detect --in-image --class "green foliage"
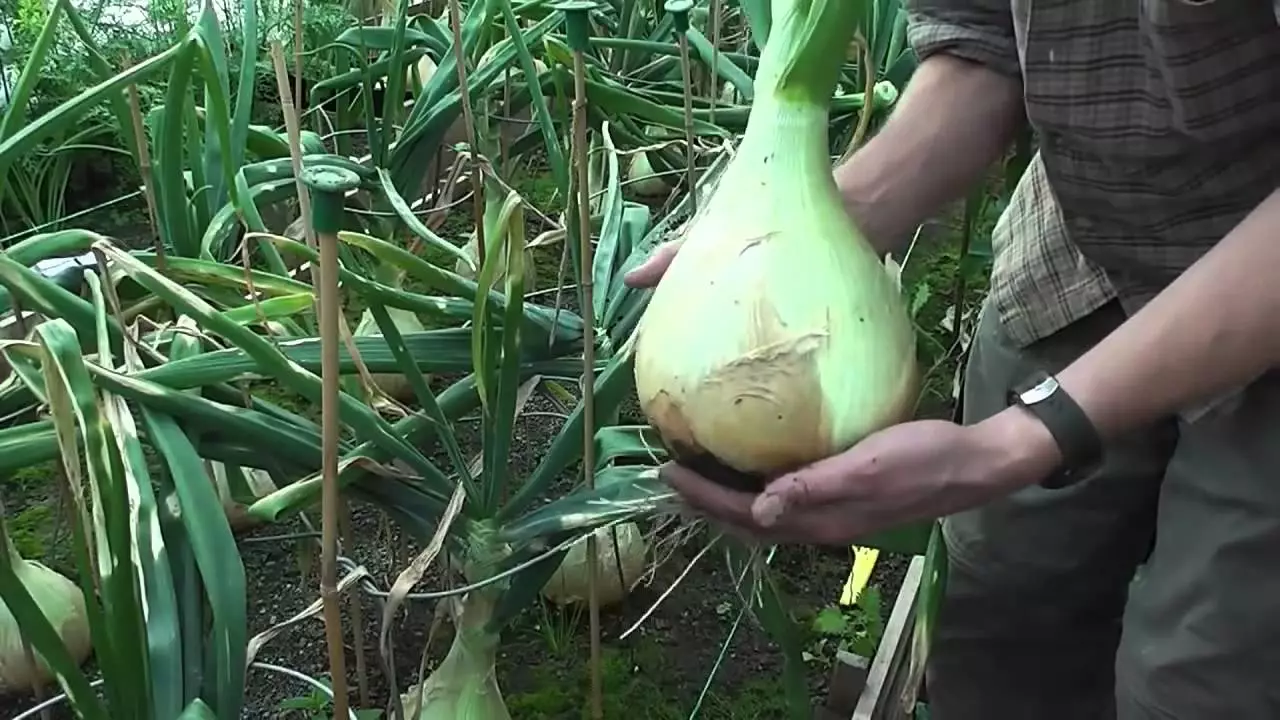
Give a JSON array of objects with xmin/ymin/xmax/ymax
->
[
  {"xmin": 276, "ymin": 675, "xmax": 385, "ymax": 720},
  {"xmin": 507, "ymin": 639, "xmax": 795, "ymax": 719},
  {"xmin": 0, "ymin": 0, "xmax": 1001, "ymax": 716},
  {"xmin": 808, "ymin": 587, "xmax": 885, "ymax": 661}
]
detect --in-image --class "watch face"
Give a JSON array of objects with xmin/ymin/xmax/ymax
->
[{"xmin": 1020, "ymin": 375, "xmax": 1060, "ymax": 404}]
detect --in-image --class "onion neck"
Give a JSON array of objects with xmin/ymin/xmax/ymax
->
[
  {"xmin": 418, "ymin": 591, "xmax": 505, "ymax": 709},
  {"xmin": 713, "ymin": 0, "xmax": 864, "ymax": 207},
  {"xmin": 433, "ymin": 594, "xmax": 500, "ymax": 680},
  {"xmin": 754, "ymin": 0, "xmax": 862, "ymax": 107}
]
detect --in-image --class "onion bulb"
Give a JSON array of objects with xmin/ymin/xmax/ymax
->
[
  {"xmin": 0, "ymin": 539, "xmax": 91, "ymax": 693},
  {"xmin": 405, "ymin": 54, "xmax": 438, "ymax": 91},
  {"xmin": 354, "ymin": 306, "xmax": 427, "ymax": 402},
  {"xmin": 633, "ymin": 0, "xmax": 918, "ymax": 492},
  {"xmin": 627, "ymin": 127, "xmax": 673, "ymax": 198},
  {"xmin": 540, "ymin": 522, "xmax": 648, "ymax": 607},
  {"xmin": 627, "ymin": 151, "xmax": 668, "ymax": 197}
]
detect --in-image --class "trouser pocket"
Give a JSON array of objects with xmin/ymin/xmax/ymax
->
[{"xmin": 926, "ymin": 302, "xmax": 1177, "ymax": 720}]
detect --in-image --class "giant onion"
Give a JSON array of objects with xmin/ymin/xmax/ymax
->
[
  {"xmin": 634, "ymin": 0, "xmax": 918, "ymax": 492},
  {"xmin": 627, "ymin": 127, "xmax": 673, "ymax": 198}
]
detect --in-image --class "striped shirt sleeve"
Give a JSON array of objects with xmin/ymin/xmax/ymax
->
[{"xmin": 904, "ymin": 1, "xmax": 1022, "ymax": 79}]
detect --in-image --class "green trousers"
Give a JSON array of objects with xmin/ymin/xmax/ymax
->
[{"xmin": 925, "ymin": 299, "xmax": 1280, "ymax": 719}]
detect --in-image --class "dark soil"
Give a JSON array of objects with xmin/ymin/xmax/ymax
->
[{"xmin": 229, "ymin": 506, "xmax": 910, "ymax": 719}]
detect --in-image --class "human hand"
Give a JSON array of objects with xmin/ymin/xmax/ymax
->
[
  {"xmin": 661, "ymin": 408, "xmax": 1063, "ymax": 545},
  {"xmin": 621, "ymin": 183, "xmax": 894, "ymax": 292},
  {"xmin": 622, "ymin": 239, "xmax": 683, "ymax": 289}
]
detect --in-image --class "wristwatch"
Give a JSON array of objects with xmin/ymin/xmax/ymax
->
[{"xmin": 1008, "ymin": 370, "xmax": 1102, "ymax": 488}]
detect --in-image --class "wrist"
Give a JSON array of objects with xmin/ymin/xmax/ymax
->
[{"xmin": 970, "ymin": 406, "xmax": 1063, "ymax": 491}]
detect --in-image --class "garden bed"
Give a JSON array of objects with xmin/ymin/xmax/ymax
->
[{"xmin": 0, "ymin": 389, "xmax": 914, "ymax": 720}]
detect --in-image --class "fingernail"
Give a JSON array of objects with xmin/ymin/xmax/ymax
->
[{"xmin": 755, "ymin": 495, "xmax": 782, "ymax": 527}]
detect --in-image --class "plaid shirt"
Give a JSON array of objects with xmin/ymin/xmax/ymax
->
[{"xmin": 906, "ymin": 0, "xmax": 1280, "ymax": 348}]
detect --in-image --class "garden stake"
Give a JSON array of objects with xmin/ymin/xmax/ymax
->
[
  {"xmin": 292, "ymin": 0, "xmax": 305, "ymax": 126},
  {"xmin": 301, "ymin": 165, "xmax": 362, "ymax": 720},
  {"xmin": 666, "ymin": 0, "xmax": 698, "ymax": 212},
  {"xmin": 557, "ymin": 1, "xmax": 604, "ymax": 716}
]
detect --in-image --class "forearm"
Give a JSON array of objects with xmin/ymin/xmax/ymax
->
[
  {"xmin": 987, "ymin": 190, "xmax": 1280, "ymax": 483},
  {"xmin": 835, "ymin": 54, "xmax": 1025, "ymax": 253},
  {"xmin": 1057, "ymin": 189, "xmax": 1280, "ymax": 437}
]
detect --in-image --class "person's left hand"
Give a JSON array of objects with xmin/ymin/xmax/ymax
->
[{"xmin": 661, "ymin": 408, "xmax": 1064, "ymax": 545}]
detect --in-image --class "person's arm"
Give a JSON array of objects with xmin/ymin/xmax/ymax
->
[
  {"xmin": 986, "ymin": 189, "xmax": 1280, "ymax": 485},
  {"xmin": 837, "ymin": 4, "xmax": 1027, "ymax": 253},
  {"xmin": 624, "ymin": 3, "xmax": 1026, "ymax": 288}
]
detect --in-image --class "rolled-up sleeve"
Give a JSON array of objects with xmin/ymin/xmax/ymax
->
[{"xmin": 904, "ymin": 1, "xmax": 1022, "ymax": 78}]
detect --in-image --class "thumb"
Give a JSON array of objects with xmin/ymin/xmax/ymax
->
[
  {"xmin": 623, "ymin": 240, "xmax": 682, "ymax": 289},
  {"xmin": 751, "ymin": 455, "xmax": 853, "ymax": 527}
]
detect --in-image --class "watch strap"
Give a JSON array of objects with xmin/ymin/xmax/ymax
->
[{"xmin": 1008, "ymin": 371, "xmax": 1102, "ymax": 488}]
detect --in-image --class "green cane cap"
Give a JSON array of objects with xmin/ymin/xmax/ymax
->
[
  {"xmin": 553, "ymin": 0, "xmax": 598, "ymax": 52},
  {"xmin": 301, "ymin": 166, "xmax": 360, "ymax": 235},
  {"xmin": 664, "ymin": 0, "xmax": 694, "ymax": 35}
]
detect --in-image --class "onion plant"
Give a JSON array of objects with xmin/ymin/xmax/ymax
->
[{"xmin": 0, "ymin": 0, "xmax": 935, "ymax": 716}]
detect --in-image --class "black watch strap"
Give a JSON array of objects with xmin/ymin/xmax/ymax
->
[{"xmin": 1008, "ymin": 371, "xmax": 1102, "ymax": 488}]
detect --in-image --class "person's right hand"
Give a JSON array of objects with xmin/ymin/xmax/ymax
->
[{"xmin": 622, "ymin": 240, "xmax": 683, "ymax": 289}]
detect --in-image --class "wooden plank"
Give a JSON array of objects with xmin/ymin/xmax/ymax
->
[
  {"xmin": 852, "ymin": 555, "xmax": 925, "ymax": 720},
  {"xmin": 823, "ymin": 649, "xmax": 869, "ymax": 716}
]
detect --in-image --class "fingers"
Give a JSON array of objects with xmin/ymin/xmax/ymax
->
[
  {"xmin": 659, "ymin": 461, "xmax": 757, "ymax": 528},
  {"xmin": 661, "ymin": 462, "xmax": 850, "ymax": 545},
  {"xmin": 752, "ymin": 454, "xmax": 857, "ymax": 528},
  {"xmin": 622, "ymin": 240, "xmax": 681, "ymax": 289}
]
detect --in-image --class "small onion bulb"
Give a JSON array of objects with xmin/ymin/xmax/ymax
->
[
  {"xmin": 0, "ymin": 553, "xmax": 91, "ymax": 693},
  {"xmin": 354, "ymin": 306, "xmax": 428, "ymax": 402},
  {"xmin": 540, "ymin": 522, "xmax": 648, "ymax": 607}
]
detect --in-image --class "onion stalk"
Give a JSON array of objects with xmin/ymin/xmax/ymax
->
[{"xmin": 634, "ymin": 0, "xmax": 918, "ymax": 492}]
